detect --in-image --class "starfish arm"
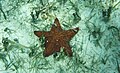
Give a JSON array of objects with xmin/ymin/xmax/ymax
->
[
  {"xmin": 50, "ymin": 18, "xmax": 62, "ymax": 32},
  {"xmin": 43, "ymin": 37, "xmax": 54, "ymax": 57},
  {"xmin": 44, "ymin": 36, "xmax": 61, "ymax": 57},
  {"xmin": 64, "ymin": 27, "xmax": 79, "ymax": 40},
  {"xmin": 63, "ymin": 42, "xmax": 73, "ymax": 57},
  {"xmin": 54, "ymin": 18, "xmax": 62, "ymax": 30},
  {"xmin": 43, "ymin": 48, "xmax": 54, "ymax": 57},
  {"xmin": 34, "ymin": 31, "xmax": 44, "ymax": 37},
  {"xmin": 53, "ymin": 41, "xmax": 61, "ymax": 52},
  {"xmin": 60, "ymin": 40, "xmax": 73, "ymax": 57},
  {"xmin": 50, "ymin": 24, "xmax": 56, "ymax": 32},
  {"xmin": 34, "ymin": 31, "xmax": 50, "ymax": 37}
]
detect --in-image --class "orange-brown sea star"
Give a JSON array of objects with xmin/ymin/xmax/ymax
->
[{"xmin": 34, "ymin": 18, "xmax": 79, "ymax": 57}]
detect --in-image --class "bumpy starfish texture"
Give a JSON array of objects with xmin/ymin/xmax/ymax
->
[{"xmin": 34, "ymin": 18, "xmax": 79, "ymax": 57}]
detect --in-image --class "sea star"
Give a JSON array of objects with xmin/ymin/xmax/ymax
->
[{"xmin": 34, "ymin": 18, "xmax": 79, "ymax": 57}]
